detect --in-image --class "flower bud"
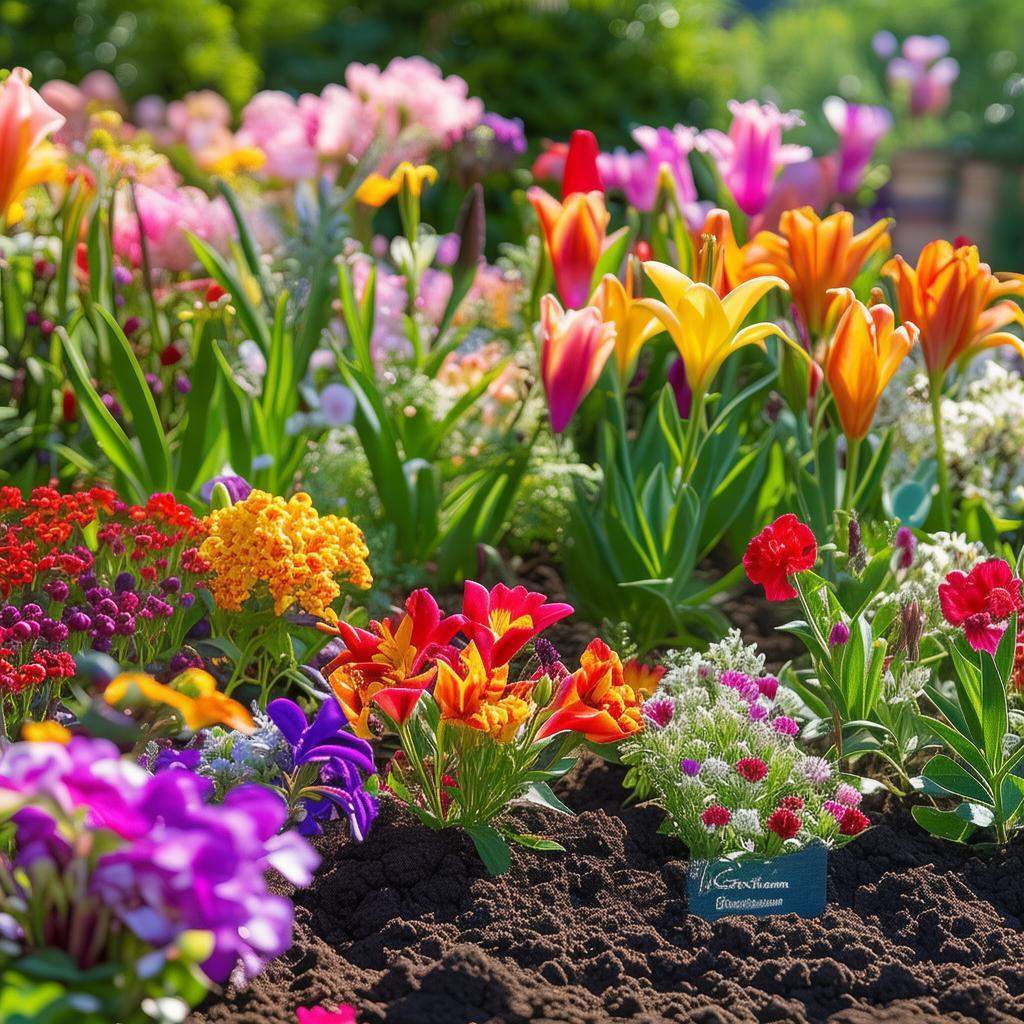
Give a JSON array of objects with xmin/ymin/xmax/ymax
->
[
  {"xmin": 532, "ymin": 673, "xmax": 554, "ymax": 708},
  {"xmin": 828, "ymin": 622, "xmax": 851, "ymax": 647}
]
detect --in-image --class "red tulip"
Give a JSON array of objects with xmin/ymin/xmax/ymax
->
[{"xmin": 561, "ymin": 129, "xmax": 603, "ymax": 198}]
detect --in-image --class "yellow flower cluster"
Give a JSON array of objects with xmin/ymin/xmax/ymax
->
[{"xmin": 200, "ymin": 491, "xmax": 372, "ymax": 620}]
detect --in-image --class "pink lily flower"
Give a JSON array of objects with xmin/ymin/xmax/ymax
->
[
  {"xmin": 697, "ymin": 100, "xmax": 811, "ymax": 216},
  {"xmin": 823, "ymin": 96, "xmax": 893, "ymax": 194},
  {"xmin": 539, "ymin": 294, "xmax": 615, "ymax": 433}
]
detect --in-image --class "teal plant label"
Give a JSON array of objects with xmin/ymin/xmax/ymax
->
[{"xmin": 686, "ymin": 842, "xmax": 827, "ymax": 921}]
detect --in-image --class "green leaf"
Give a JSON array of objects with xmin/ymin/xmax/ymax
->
[
  {"xmin": 59, "ymin": 326, "xmax": 147, "ymax": 498},
  {"xmin": 507, "ymin": 833, "xmax": 565, "ymax": 853},
  {"xmin": 175, "ymin": 320, "xmax": 221, "ymax": 492},
  {"xmin": 519, "ymin": 781, "xmax": 574, "ymax": 816},
  {"xmin": 921, "ymin": 753, "xmax": 993, "ymax": 804},
  {"xmin": 93, "ymin": 305, "xmax": 171, "ymax": 491},
  {"xmin": 911, "ymin": 804, "xmax": 977, "ymax": 843},
  {"xmin": 465, "ymin": 823, "xmax": 512, "ymax": 875}
]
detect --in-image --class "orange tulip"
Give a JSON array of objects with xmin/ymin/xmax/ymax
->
[
  {"xmin": 621, "ymin": 659, "xmax": 666, "ymax": 699},
  {"xmin": 883, "ymin": 239, "xmax": 1024, "ymax": 377},
  {"xmin": 0, "ymin": 68, "xmax": 65, "ymax": 223},
  {"xmin": 536, "ymin": 639, "xmax": 643, "ymax": 744},
  {"xmin": 433, "ymin": 643, "xmax": 531, "ymax": 743},
  {"xmin": 745, "ymin": 207, "xmax": 891, "ymax": 340},
  {"xmin": 528, "ymin": 186, "xmax": 623, "ymax": 309},
  {"xmin": 589, "ymin": 263, "xmax": 662, "ymax": 381},
  {"xmin": 822, "ymin": 289, "xmax": 919, "ymax": 441}
]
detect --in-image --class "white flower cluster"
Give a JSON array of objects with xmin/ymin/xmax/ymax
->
[
  {"xmin": 886, "ymin": 362, "xmax": 1024, "ymax": 516},
  {"xmin": 199, "ymin": 707, "xmax": 292, "ymax": 795}
]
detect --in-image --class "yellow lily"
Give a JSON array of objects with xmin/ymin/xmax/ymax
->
[
  {"xmin": 637, "ymin": 261, "xmax": 808, "ymax": 400},
  {"xmin": 589, "ymin": 263, "xmax": 663, "ymax": 382},
  {"xmin": 355, "ymin": 162, "xmax": 438, "ymax": 208}
]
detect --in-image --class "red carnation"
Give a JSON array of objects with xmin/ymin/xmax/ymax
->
[
  {"xmin": 938, "ymin": 558, "xmax": 1024, "ymax": 655},
  {"xmin": 701, "ymin": 804, "xmax": 731, "ymax": 828},
  {"xmin": 838, "ymin": 807, "xmax": 870, "ymax": 836},
  {"xmin": 743, "ymin": 514, "xmax": 817, "ymax": 601},
  {"xmin": 766, "ymin": 807, "xmax": 802, "ymax": 840},
  {"xmin": 780, "ymin": 795, "xmax": 805, "ymax": 812},
  {"xmin": 735, "ymin": 757, "xmax": 768, "ymax": 783},
  {"xmin": 205, "ymin": 283, "xmax": 227, "ymax": 304}
]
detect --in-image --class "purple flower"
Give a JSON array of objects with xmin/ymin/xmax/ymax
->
[
  {"xmin": 895, "ymin": 526, "xmax": 916, "ymax": 570},
  {"xmin": 152, "ymin": 746, "xmax": 202, "ymax": 772},
  {"xmin": 697, "ymin": 100, "xmax": 811, "ymax": 216},
  {"xmin": 823, "ymin": 96, "xmax": 892, "ymax": 194},
  {"xmin": 267, "ymin": 698, "xmax": 378, "ymax": 840},
  {"xmin": 0, "ymin": 738, "xmax": 318, "ymax": 985},
  {"xmin": 318, "ymin": 383, "xmax": 356, "ymax": 427},
  {"xmin": 828, "ymin": 622, "xmax": 851, "ymax": 647},
  {"xmin": 641, "ymin": 696, "xmax": 675, "ymax": 730},
  {"xmin": 772, "ymin": 715, "xmax": 800, "ymax": 737},
  {"xmin": 667, "ymin": 356, "xmax": 692, "ymax": 419},
  {"xmin": 200, "ymin": 474, "xmax": 253, "ymax": 504},
  {"xmin": 680, "ymin": 758, "xmax": 702, "ymax": 778}
]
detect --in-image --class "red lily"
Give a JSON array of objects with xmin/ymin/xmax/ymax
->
[{"xmin": 460, "ymin": 581, "xmax": 573, "ymax": 667}]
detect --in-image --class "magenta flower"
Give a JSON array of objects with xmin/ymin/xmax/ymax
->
[
  {"xmin": 697, "ymin": 100, "xmax": 811, "ymax": 216},
  {"xmin": 823, "ymin": 96, "xmax": 892, "ymax": 194},
  {"xmin": 597, "ymin": 124, "xmax": 699, "ymax": 213},
  {"xmin": 642, "ymin": 696, "xmax": 675, "ymax": 729}
]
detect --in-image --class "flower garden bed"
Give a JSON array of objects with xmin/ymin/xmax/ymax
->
[
  {"xmin": 5, "ymin": 35, "xmax": 1024, "ymax": 1024},
  {"xmin": 195, "ymin": 754, "xmax": 1024, "ymax": 1024}
]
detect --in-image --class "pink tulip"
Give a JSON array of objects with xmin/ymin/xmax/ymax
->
[
  {"xmin": 697, "ymin": 100, "xmax": 811, "ymax": 216},
  {"xmin": 823, "ymin": 97, "xmax": 892, "ymax": 194},
  {"xmin": 0, "ymin": 68, "xmax": 65, "ymax": 219},
  {"xmin": 751, "ymin": 156, "xmax": 838, "ymax": 235},
  {"xmin": 539, "ymin": 294, "xmax": 615, "ymax": 433},
  {"xmin": 886, "ymin": 35, "xmax": 959, "ymax": 118}
]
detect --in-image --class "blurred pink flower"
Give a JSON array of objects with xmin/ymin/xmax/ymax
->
[
  {"xmin": 698, "ymin": 100, "xmax": 811, "ymax": 216},
  {"xmin": 597, "ymin": 124, "xmax": 698, "ymax": 212},
  {"xmin": 113, "ymin": 183, "xmax": 236, "ymax": 273},
  {"xmin": 750, "ymin": 156, "xmax": 838, "ymax": 234},
  {"xmin": 823, "ymin": 96, "xmax": 892, "ymax": 193},
  {"xmin": 238, "ymin": 91, "xmax": 320, "ymax": 181},
  {"xmin": 887, "ymin": 35, "xmax": 959, "ymax": 118}
]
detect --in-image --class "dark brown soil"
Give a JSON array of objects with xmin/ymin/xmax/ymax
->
[{"xmin": 194, "ymin": 755, "xmax": 1024, "ymax": 1024}]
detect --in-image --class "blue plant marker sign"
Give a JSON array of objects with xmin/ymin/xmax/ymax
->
[{"xmin": 686, "ymin": 842, "xmax": 827, "ymax": 922}]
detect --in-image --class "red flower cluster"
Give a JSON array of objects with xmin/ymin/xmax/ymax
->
[
  {"xmin": 766, "ymin": 807, "xmax": 802, "ymax": 841},
  {"xmin": 743, "ymin": 514, "xmax": 817, "ymax": 601},
  {"xmin": 938, "ymin": 558, "xmax": 1024, "ymax": 655},
  {"xmin": 735, "ymin": 757, "xmax": 769, "ymax": 783},
  {"xmin": 701, "ymin": 805, "xmax": 731, "ymax": 828},
  {"xmin": 838, "ymin": 807, "xmax": 870, "ymax": 836},
  {"xmin": 0, "ymin": 646, "xmax": 75, "ymax": 694}
]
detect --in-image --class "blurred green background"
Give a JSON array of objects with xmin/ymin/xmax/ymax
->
[{"xmin": 4, "ymin": 0, "xmax": 1024, "ymax": 156}]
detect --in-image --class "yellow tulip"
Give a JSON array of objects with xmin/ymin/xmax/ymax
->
[
  {"xmin": 355, "ymin": 162, "xmax": 438, "ymax": 207},
  {"xmin": 589, "ymin": 264, "xmax": 662, "ymax": 381},
  {"xmin": 637, "ymin": 261, "xmax": 807, "ymax": 400}
]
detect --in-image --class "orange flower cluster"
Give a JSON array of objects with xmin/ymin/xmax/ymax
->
[
  {"xmin": 539, "ymin": 639, "xmax": 646, "ymax": 744},
  {"xmin": 200, "ymin": 491, "xmax": 371, "ymax": 620}
]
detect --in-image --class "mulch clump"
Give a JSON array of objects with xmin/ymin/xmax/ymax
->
[{"xmin": 195, "ymin": 756, "xmax": 1024, "ymax": 1024}]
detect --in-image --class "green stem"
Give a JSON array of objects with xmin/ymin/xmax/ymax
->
[
  {"xmin": 929, "ymin": 375, "xmax": 952, "ymax": 530},
  {"xmin": 841, "ymin": 435, "xmax": 861, "ymax": 513},
  {"xmin": 679, "ymin": 389, "xmax": 706, "ymax": 482}
]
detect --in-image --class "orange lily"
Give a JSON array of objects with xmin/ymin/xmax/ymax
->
[
  {"xmin": 0, "ymin": 68, "xmax": 65, "ymax": 223},
  {"xmin": 104, "ymin": 670, "xmax": 255, "ymax": 733},
  {"xmin": 589, "ymin": 262, "xmax": 663, "ymax": 381},
  {"xmin": 691, "ymin": 208, "xmax": 747, "ymax": 298},
  {"xmin": 745, "ymin": 207, "xmax": 891, "ymax": 341},
  {"xmin": 883, "ymin": 239, "xmax": 1024, "ymax": 377},
  {"xmin": 528, "ymin": 186, "xmax": 624, "ymax": 309},
  {"xmin": 822, "ymin": 289, "xmax": 919, "ymax": 441},
  {"xmin": 537, "ymin": 639, "xmax": 643, "ymax": 744},
  {"xmin": 433, "ymin": 643, "xmax": 532, "ymax": 743},
  {"xmin": 539, "ymin": 293, "xmax": 616, "ymax": 433},
  {"xmin": 22, "ymin": 720, "xmax": 72, "ymax": 744}
]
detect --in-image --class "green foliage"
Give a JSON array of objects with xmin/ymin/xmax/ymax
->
[{"xmin": 913, "ymin": 617, "xmax": 1024, "ymax": 845}]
